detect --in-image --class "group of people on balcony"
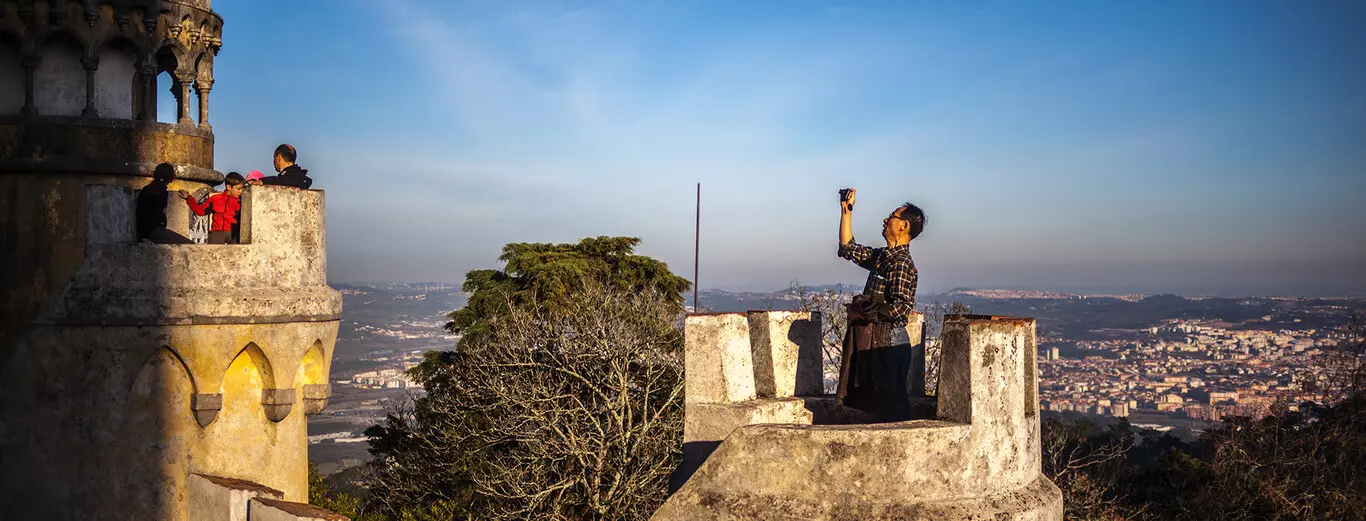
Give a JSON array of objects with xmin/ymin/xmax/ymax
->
[{"xmin": 135, "ymin": 144, "xmax": 314, "ymax": 244}]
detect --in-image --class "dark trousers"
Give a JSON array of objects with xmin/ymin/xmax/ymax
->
[
  {"xmin": 846, "ymin": 344, "xmax": 913, "ymax": 422},
  {"xmin": 207, "ymin": 231, "xmax": 234, "ymax": 244}
]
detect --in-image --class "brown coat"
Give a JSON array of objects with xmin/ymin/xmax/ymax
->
[{"xmin": 835, "ymin": 294, "xmax": 892, "ymax": 404}]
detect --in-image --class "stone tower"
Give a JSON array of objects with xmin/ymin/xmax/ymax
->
[
  {"xmin": 0, "ymin": 2, "xmax": 343, "ymax": 520},
  {"xmin": 654, "ymin": 313, "xmax": 1063, "ymax": 520}
]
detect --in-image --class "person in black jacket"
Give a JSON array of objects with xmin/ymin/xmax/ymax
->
[
  {"xmin": 135, "ymin": 163, "xmax": 193, "ymax": 244},
  {"xmin": 248, "ymin": 144, "xmax": 313, "ymax": 189}
]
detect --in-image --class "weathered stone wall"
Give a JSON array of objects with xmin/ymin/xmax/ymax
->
[
  {"xmin": 0, "ymin": 40, "xmax": 26, "ymax": 115},
  {"xmin": 95, "ymin": 44, "xmax": 139, "ymax": 119},
  {"xmin": 0, "ymin": 185, "xmax": 341, "ymax": 521},
  {"xmin": 0, "ymin": 118, "xmax": 219, "ymax": 178},
  {"xmin": 673, "ymin": 311, "xmax": 826, "ymax": 489},
  {"xmin": 0, "ymin": 171, "xmax": 215, "ymax": 363},
  {"xmin": 654, "ymin": 315, "xmax": 1062, "ymax": 521},
  {"xmin": 33, "ymin": 36, "xmax": 86, "ymax": 116}
]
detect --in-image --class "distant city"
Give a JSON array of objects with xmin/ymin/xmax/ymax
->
[{"xmin": 310, "ymin": 281, "xmax": 1365, "ymax": 478}]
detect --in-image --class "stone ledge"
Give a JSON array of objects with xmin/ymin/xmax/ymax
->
[
  {"xmin": 192, "ymin": 393, "xmax": 224, "ymax": 427},
  {"xmin": 193, "ymin": 474, "xmax": 285, "ymax": 498},
  {"xmin": 36, "ymin": 286, "xmax": 344, "ymax": 326},
  {"xmin": 670, "ymin": 419, "xmax": 985, "ymax": 504},
  {"xmin": 302, "ymin": 383, "xmax": 331, "ymax": 415},
  {"xmin": 0, "ymin": 158, "xmax": 223, "ymax": 183},
  {"xmin": 250, "ymin": 497, "xmax": 350, "ymax": 521},
  {"xmin": 262, "ymin": 389, "xmax": 296, "ymax": 423},
  {"xmin": 654, "ymin": 474, "xmax": 1062, "ymax": 521},
  {"xmin": 0, "ymin": 118, "xmax": 218, "ymax": 180},
  {"xmin": 189, "ymin": 473, "xmax": 284, "ymax": 521},
  {"xmin": 685, "ymin": 398, "xmax": 813, "ymax": 443},
  {"xmin": 676, "ymin": 398, "xmax": 816, "ymax": 493}
]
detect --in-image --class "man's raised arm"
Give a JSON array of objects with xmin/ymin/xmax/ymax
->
[
  {"xmin": 837, "ymin": 189, "xmax": 875, "ymax": 266},
  {"xmin": 839, "ymin": 188, "xmax": 855, "ymax": 246}
]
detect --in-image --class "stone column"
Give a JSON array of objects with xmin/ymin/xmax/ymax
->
[
  {"xmin": 175, "ymin": 72, "xmax": 194, "ymax": 126},
  {"xmin": 138, "ymin": 62, "xmax": 158, "ymax": 122},
  {"xmin": 81, "ymin": 56, "xmax": 99, "ymax": 118},
  {"xmin": 20, "ymin": 55, "xmax": 40, "ymax": 116},
  {"xmin": 194, "ymin": 78, "xmax": 212, "ymax": 130}
]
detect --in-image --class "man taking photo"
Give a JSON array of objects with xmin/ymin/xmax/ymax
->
[{"xmin": 835, "ymin": 188, "xmax": 926, "ymax": 422}]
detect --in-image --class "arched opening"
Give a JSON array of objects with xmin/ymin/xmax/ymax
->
[
  {"xmin": 221, "ymin": 342, "xmax": 276, "ymax": 397},
  {"xmin": 95, "ymin": 38, "xmax": 138, "ymax": 119},
  {"xmin": 34, "ymin": 32, "xmax": 85, "ymax": 116},
  {"xmin": 155, "ymin": 71, "xmax": 177, "ymax": 124},
  {"xmin": 297, "ymin": 341, "xmax": 327, "ymax": 387},
  {"xmin": 298, "ymin": 341, "xmax": 332, "ymax": 415},
  {"xmin": 153, "ymin": 47, "xmax": 186, "ymax": 125},
  {"xmin": 199, "ymin": 342, "xmax": 287, "ymax": 488},
  {"xmin": 0, "ymin": 32, "xmax": 22, "ymax": 115},
  {"xmin": 126, "ymin": 347, "xmax": 197, "ymax": 520}
]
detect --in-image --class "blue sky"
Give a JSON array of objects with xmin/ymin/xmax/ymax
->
[{"xmin": 201, "ymin": 0, "xmax": 1365, "ymax": 296}]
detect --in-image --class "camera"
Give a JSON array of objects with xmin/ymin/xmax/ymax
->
[{"xmin": 839, "ymin": 188, "xmax": 854, "ymax": 209}]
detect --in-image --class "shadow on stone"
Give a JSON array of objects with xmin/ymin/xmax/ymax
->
[{"xmin": 669, "ymin": 441, "xmax": 722, "ymax": 494}]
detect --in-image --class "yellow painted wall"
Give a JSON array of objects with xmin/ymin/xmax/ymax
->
[{"xmin": 0, "ymin": 321, "xmax": 336, "ymax": 520}]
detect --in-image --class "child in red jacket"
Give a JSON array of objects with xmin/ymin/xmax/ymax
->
[{"xmin": 179, "ymin": 172, "xmax": 245, "ymax": 244}]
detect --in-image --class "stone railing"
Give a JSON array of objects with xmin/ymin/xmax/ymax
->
[{"xmin": 39, "ymin": 183, "xmax": 339, "ymax": 326}]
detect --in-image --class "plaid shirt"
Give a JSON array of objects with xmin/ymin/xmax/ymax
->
[{"xmin": 838, "ymin": 240, "xmax": 918, "ymax": 326}]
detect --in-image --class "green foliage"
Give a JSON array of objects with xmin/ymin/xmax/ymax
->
[
  {"xmin": 442, "ymin": 236, "xmax": 691, "ymax": 343},
  {"xmin": 308, "ymin": 462, "xmax": 380, "ymax": 521}
]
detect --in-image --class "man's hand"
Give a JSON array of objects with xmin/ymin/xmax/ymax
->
[
  {"xmin": 841, "ymin": 188, "xmax": 857, "ymax": 214},
  {"xmin": 177, "ymin": 190, "xmax": 191, "ymax": 199}
]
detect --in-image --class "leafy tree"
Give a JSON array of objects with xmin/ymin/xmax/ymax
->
[
  {"xmin": 363, "ymin": 238, "xmax": 689, "ymax": 520},
  {"xmin": 308, "ymin": 462, "xmax": 380, "ymax": 521},
  {"xmin": 441, "ymin": 236, "xmax": 691, "ymax": 345}
]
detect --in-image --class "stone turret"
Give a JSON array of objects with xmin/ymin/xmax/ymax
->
[
  {"xmin": 1, "ymin": 0, "xmax": 226, "ymax": 352},
  {"xmin": 654, "ymin": 314, "xmax": 1063, "ymax": 520},
  {"xmin": 0, "ymin": 2, "xmax": 345, "ymax": 520}
]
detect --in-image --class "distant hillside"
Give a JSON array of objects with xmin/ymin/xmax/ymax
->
[{"xmin": 694, "ymin": 286, "xmax": 1365, "ymax": 340}]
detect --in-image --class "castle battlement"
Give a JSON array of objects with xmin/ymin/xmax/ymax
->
[
  {"xmin": 46, "ymin": 183, "xmax": 341, "ymax": 324},
  {"xmin": 654, "ymin": 313, "xmax": 1063, "ymax": 521}
]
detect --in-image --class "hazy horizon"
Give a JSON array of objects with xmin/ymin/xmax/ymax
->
[
  {"xmin": 205, "ymin": 1, "xmax": 1365, "ymax": 297},
  {"xmin": 331, "ymin": 260, "xmax": 1366, "ymax": 300}
]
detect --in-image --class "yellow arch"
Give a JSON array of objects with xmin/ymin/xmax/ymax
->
[
  {"xmin": 295, "ymin": 340, "xmax": 327, "ymax": 387},
  {"xmin": 221, "ymin": 342, "xmax": 276, "ymax": 393},
  {"xmin": 131, "ymin": 346, "xmax": 197, "ymax": 396}
]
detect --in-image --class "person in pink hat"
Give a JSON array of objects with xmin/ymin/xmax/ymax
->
[{"xmin": 246, "ymin": 170, "xmax": 265, "ymax": 184}]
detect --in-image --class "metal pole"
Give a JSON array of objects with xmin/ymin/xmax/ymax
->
[{"xmin": 694, "ymin": 183, "xmax": 700, "ymax": 312}]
